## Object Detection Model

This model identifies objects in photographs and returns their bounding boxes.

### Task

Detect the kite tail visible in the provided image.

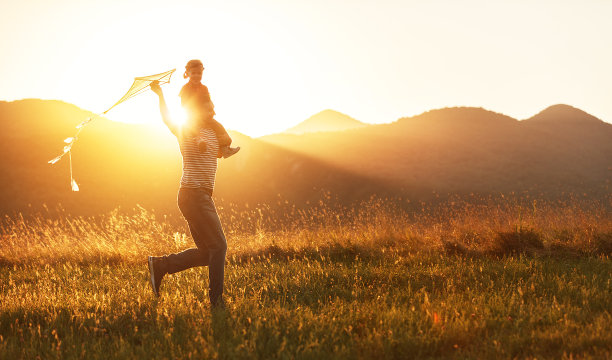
[48,68,175,191]
[69,151,79,192]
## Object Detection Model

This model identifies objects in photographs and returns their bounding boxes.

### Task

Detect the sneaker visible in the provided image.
[147,256,166,297]
[221,146,240,158]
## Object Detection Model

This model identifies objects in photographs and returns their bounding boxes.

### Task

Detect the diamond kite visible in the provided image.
[48,69,176,191]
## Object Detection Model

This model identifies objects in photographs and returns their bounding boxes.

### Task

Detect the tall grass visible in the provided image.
[1,196,611,359]
[1,195,610,266]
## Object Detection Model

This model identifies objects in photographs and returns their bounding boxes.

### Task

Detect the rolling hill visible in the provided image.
[261,105,612,197]
[283,109,367,134]
[0,99,389,215]
[1,100,610,215]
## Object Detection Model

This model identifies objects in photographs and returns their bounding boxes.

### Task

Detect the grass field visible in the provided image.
[1,197,611,359]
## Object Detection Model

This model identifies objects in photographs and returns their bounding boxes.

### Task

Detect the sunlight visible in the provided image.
[54,7,312,137]
[171,106,187,128]
[199,30,311,137]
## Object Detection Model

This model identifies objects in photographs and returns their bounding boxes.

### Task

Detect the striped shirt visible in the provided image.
[178,128,219,191]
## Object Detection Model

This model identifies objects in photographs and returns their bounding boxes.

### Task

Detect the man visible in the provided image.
[147,60,228,309]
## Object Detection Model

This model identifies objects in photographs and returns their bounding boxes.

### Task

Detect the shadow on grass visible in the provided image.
[444,229,612,258]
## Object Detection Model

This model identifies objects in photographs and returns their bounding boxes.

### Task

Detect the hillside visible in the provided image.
[0,99,389,215]
[1,100,610,215]
[525,104,603,124]
[283,109,367,134]
[262,106,612,197]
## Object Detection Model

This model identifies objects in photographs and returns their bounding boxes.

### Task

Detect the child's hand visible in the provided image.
[197,139,207,153]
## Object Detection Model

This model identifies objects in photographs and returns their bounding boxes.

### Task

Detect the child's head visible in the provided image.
[184,59,204,82]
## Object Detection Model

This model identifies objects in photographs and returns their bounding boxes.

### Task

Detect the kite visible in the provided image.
[48,69,176,191]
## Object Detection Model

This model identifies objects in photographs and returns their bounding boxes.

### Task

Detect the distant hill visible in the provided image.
[525,104,603,124]
[0,99,389,215]
[1,100,610,215]
[283,109,367,134]
[262,105,612,198]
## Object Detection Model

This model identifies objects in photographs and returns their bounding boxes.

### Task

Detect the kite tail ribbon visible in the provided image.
[48,68,176,191]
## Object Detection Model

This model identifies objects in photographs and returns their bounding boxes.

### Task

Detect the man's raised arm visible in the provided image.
[150,81,178,137]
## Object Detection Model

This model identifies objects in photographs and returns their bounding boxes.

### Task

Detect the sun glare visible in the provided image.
[172,106,187,128]
[52,7,313,137]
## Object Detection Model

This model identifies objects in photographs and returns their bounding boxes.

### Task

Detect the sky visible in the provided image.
[1,0,610,137]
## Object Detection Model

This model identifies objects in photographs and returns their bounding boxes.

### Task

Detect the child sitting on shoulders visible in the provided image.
[180,59,240,158]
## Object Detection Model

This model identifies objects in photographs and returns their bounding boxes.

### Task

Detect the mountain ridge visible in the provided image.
[397,106,518,125]
[0,99,391,215]
[283,109,367,134]
[1,99,610,215]
[523,104,604,124]
[261,103,611,198]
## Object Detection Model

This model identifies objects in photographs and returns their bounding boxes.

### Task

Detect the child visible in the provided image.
[180,59,240,158]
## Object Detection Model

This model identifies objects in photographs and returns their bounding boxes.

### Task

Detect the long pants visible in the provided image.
[206,119,232,147]
[161,187,227,304]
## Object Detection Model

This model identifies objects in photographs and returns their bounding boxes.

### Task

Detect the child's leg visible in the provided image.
[207,119,240,158]
[209,119,232,147]
[220,145,240,158]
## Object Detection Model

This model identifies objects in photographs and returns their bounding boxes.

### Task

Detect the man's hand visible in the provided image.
[150,81,162,96]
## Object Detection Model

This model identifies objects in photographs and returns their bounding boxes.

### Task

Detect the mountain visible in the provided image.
[261,105,612,197]
[283,109,367,134]
[1,100,610,215]
[525,104,603,125]
[0,99,389,215]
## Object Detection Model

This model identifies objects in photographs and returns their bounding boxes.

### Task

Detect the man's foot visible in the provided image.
[210,295,226,311]
[221,146,240,158]
[147,256,166,297]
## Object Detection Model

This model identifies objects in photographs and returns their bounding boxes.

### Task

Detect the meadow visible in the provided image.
[1,196,611,359]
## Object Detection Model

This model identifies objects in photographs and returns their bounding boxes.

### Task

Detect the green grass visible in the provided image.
[1,198,611,359]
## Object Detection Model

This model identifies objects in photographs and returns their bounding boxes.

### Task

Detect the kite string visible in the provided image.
[69,150,73,188]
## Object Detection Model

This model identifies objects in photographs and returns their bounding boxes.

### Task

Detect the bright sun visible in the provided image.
[103,55,309,137]
[59,7,311,137]
[169,105,187,128]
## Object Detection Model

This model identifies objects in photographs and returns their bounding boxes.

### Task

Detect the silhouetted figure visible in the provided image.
[180,59,240,158]
[147,59,233,309]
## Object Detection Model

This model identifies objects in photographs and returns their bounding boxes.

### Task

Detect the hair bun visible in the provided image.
[185,59,204,70]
